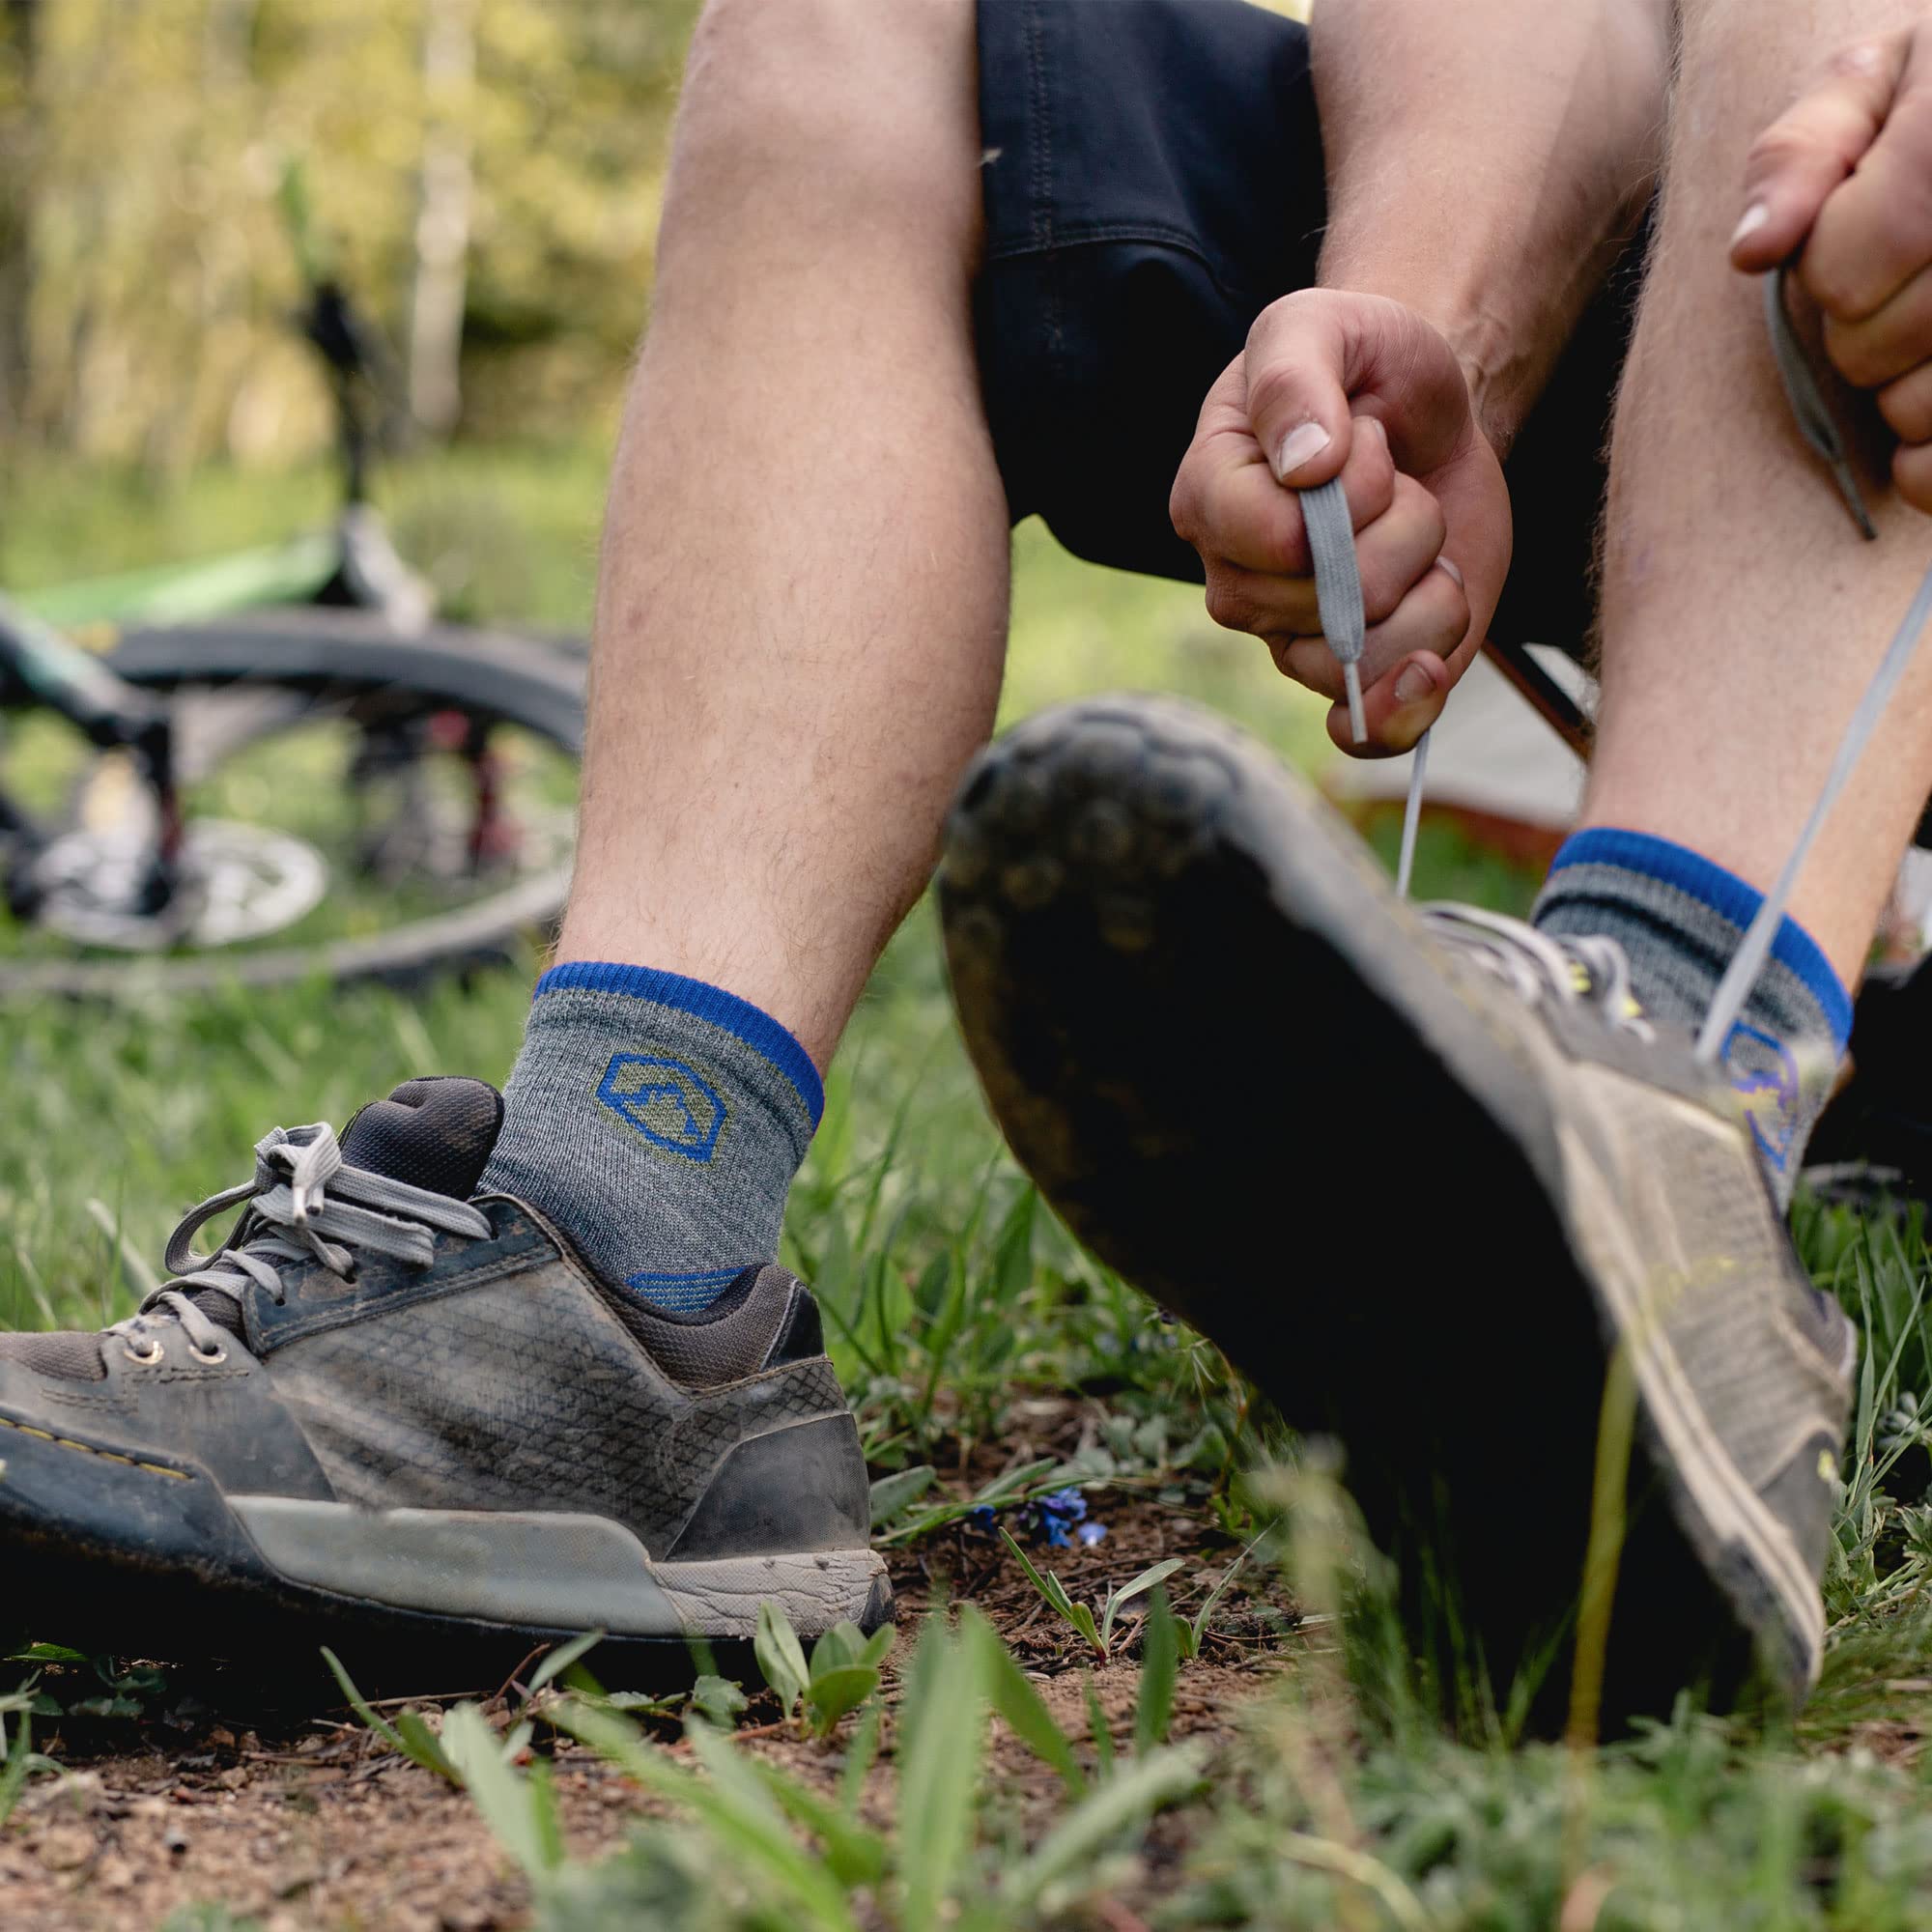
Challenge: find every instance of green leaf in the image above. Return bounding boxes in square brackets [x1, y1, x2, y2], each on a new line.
[0, 1704, 35, 1830]
[393, 1711, 463, 1786]
[990, 1184, 1038, 1305]
[690, 1675, 750, 1727]
[838, 1702, 883, 1817]
[600, 1689, 685, 1717]
[558, 1699, 859, 1931]
[321, 1648, 459, 1786]
[1187, 1541, 1255, 1657]
[1134, 1588, 1179, 1755]
[810, 1621, 866, 1678]
[4, 1643, 86, 1666]
[1067, 1602, 1103, 1654]
[867, 1464, 937, 1528]
[961, 1606, 1085, 1798]
[442, 1703, 565, 1882]
[805, 1665, 880, 1737]
[528, 1630, 605, 1694]
[1084, 1672, 1114, 1776]
[1011, 1745, 1207, 1907]
[754, 1600, 810, 1719]
[1000, 1526, 1085, 1637]
[751, 1755, 889, 1889]
[1101, 1557, 1188, 1649]
[686, 1719, 863, 1929]
[877, 1457, 1066, 1548]
[895, 1621, 988, 1932]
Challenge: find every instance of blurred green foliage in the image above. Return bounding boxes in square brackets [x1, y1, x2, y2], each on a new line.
[0, 0, 700, 470]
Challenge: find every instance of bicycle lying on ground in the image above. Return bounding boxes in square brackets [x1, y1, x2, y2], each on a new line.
[0, 221, 587, 998]
[0, 593, 582, 997]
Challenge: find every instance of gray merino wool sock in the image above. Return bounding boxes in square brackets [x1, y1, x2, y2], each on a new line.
[478, 962, 822, 1311]
[1532, 829, 1852, 1209]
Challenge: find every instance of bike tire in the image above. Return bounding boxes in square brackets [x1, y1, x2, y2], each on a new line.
[0, 609, 585, 1001]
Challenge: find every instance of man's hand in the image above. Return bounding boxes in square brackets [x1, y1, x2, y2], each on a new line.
[1170, 290, 1511, 756]
[1732, 24, 1932, 509]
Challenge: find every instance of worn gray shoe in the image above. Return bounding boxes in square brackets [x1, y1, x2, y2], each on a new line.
[0, 1078, 890, 1676]
[940, 695, 1854, 1719]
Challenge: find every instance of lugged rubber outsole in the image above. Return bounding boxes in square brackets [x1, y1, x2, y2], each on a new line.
[939, 695, 1768, 1726]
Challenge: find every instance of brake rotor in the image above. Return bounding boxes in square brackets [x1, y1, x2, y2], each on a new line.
[32, 819, 329, 951]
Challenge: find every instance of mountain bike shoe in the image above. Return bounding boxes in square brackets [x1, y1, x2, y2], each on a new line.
[0, 1077, 891, 1684]
[939, 696, 1855, 1724]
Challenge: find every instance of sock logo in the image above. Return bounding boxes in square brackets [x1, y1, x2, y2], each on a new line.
[1721, 1022, 1799, 1169]
[597, 1053, 728, 1162]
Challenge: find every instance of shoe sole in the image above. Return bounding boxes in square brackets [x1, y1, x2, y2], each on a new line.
[939, 696, 1813, 1719]
[0, 1408, 892, 1684]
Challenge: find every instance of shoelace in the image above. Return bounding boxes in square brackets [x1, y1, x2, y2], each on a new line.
[1300, 261, 1932, 1059]
[107, 1123, 492, 1363]
[1418, 901, 1654, 1041]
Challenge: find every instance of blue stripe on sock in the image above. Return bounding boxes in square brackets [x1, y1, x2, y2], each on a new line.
[623, 1263, 745, 1313]
[1547, 828, 1853, 1049]
[534, 961, 824, 1125]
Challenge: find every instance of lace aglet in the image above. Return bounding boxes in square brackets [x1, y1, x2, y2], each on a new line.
[1343, 662, 1367, 747]
[1830, 458, 1878, 541]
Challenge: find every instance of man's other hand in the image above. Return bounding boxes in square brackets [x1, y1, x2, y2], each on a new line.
[1169, 289, 1511, 756]
[1733, 23, 1932, 510]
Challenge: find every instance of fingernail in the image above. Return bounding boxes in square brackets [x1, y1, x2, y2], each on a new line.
[1435, 555, 1463, 588]
[1273, 420, 1331, 480]
[1730, 203, 1770, 249]
[1394, 663, 1436, 706]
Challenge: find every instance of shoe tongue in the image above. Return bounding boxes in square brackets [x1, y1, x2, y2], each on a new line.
[176, 1080, 501, 1347]
[337, 1076, 505, 1201]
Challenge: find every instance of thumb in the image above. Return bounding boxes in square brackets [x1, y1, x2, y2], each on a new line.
[1731, 37, 1905, 270]
[1243, 293, 1356, 489]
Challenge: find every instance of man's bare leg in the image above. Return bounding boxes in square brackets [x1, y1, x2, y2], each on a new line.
[557, 0, 1008, 1069]
[479, 0, 1006, 1297]
[1581, 0, 1932, 987]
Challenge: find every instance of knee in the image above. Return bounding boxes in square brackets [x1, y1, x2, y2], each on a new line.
[668, 0, 980, 225]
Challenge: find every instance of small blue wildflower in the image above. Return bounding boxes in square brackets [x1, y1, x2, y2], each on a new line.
[967, 1505, 997, 1533]
[1076, 1520, 1107, 1548]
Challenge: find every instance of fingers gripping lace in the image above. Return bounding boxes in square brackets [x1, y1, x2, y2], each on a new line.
[1420, 902, 1655, 1042]
[108, 1124, 492, 1359]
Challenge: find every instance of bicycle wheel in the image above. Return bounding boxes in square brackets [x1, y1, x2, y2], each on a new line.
[0, 608, 584, 998]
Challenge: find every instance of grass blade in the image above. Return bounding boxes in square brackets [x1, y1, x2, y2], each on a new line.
[895, 1620, 988, 1932]
[441, 1703, 564, 1882]
[1013, 1745, 1206, 1906]
[963, 1606, 1086, 1799]
[1135, 1587, 1179, 1754]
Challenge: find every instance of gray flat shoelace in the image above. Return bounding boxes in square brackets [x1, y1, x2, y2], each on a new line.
[108, 1123, 492, 1362]
[1299, 472, 1434, 898]
[1421, 901, 1654, 1041]
[1300, 265, 1932, 1065]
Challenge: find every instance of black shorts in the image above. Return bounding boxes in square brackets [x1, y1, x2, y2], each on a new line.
[973, 0, 1643, 658]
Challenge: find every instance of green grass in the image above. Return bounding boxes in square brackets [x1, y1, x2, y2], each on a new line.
[9, 447, 1932, 1927]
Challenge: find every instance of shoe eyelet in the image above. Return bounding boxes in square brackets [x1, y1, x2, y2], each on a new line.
[123, 1338, 163, 1366]
[190, 1343, 227, 1366]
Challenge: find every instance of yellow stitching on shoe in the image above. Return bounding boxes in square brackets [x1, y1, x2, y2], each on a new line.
[0, 1412, 189, 1480]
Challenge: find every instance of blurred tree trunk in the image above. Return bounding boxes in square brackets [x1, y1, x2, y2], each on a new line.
[407, 0, 474, 438]
[0, 0, 39, 448]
